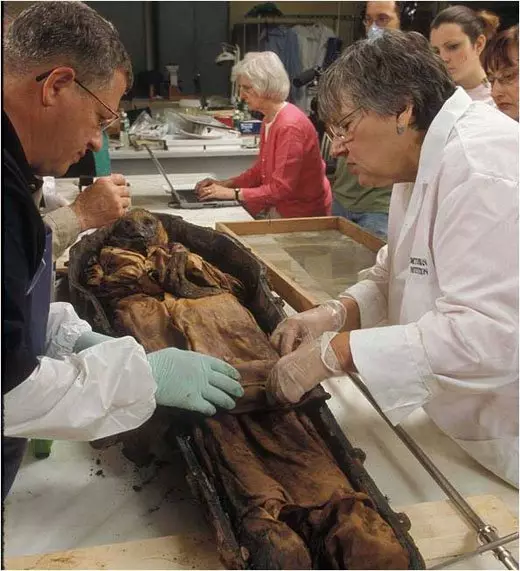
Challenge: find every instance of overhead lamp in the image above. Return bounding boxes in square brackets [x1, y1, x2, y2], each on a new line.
[215, 43, 241, 104]
[215, 43, 240, 65]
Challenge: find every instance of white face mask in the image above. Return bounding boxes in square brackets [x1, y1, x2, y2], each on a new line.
[367, 24, 385, 40]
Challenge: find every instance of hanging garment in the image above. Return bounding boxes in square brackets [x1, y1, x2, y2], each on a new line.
[293, 23, 336, 71]
[292, 24, 336, 111]
[260, 25, 302, 102]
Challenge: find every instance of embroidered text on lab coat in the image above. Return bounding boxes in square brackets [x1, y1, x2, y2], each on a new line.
[409, 257, 429, 275]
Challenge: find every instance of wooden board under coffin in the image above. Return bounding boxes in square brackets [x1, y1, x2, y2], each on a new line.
[6, 494, 517, 570]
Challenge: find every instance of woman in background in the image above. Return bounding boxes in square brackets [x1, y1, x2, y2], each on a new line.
[430, 5, 499, 104]
[483, 25, 519, 121]
[195, 51, 331, 219]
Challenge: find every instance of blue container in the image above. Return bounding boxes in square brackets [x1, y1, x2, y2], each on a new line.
[239, 120, 262, 135]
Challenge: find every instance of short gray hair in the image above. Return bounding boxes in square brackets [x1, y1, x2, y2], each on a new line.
[232, 51, 290, 102]
[318, 30, 456, 131]
[3, 1, 133, 89]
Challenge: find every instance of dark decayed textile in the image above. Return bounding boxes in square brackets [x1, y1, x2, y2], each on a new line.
[84, 209, 409, 569]
[113, 292, 324, 416]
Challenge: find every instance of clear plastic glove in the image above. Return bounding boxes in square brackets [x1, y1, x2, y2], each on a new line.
[74, 331, 113, 352]
[147, 348, 244, 416]
[70, 174, 131, 231]
[267, 332, 343, 405]
[270, 300, 346, 356]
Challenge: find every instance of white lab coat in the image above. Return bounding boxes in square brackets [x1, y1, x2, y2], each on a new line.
[4, 302, 156, 441]
[343, 88, 519, 487]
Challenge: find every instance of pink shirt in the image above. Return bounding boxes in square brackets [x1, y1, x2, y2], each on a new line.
[465, 82, 495, 106]
[232, 103, 332, 218]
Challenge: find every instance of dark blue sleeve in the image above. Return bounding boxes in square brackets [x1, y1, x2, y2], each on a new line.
[2, 193, 39, 394]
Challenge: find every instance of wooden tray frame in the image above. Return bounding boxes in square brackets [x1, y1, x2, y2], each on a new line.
[216, 216, 385, 312]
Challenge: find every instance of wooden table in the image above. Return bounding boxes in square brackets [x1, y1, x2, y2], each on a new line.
[6, 495, 517, 569]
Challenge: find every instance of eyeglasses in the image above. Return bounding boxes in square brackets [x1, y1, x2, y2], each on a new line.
[363, 14, 392, 28]
[238, 83, 254, 94]
[488, 67, 519, 86]
[327, 107, 364, 142]
[36, 69, 120, 132]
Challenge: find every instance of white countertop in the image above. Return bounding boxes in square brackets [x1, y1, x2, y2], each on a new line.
[110, 138, 259, 160]
[4, 180, 518, 568]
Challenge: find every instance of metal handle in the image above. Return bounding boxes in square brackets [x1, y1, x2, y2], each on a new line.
[429, 531, 519, 570]
[349, 372, 519, 570]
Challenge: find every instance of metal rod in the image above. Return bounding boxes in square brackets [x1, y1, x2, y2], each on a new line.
[349, 372, 519, 570]
[429, 532, 519, 570]
[143, 2, 155, 71]
[242, 13, 359, 22]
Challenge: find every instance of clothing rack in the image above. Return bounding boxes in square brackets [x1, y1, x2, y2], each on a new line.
[235, 13, 362, 54]
[239, 13, 358, 25]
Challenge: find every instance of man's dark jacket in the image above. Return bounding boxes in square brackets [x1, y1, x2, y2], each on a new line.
[2, 111, 45, 395]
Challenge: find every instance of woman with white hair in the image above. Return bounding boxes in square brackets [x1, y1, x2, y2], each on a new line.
[195, 51, 331, 218]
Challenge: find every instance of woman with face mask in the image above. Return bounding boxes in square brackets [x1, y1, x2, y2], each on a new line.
[483, 25, 519, 121]
[430, 6, 500, 104]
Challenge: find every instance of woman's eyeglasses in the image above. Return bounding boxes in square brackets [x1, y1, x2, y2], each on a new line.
[488, 67, 519, 86]
[327, 107, 363, 142]
[36, 69, 120, 132]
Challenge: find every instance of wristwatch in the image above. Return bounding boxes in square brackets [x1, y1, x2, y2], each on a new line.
[234, 188, 240, 201]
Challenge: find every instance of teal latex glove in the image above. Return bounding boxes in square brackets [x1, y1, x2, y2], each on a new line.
[147, 348, 244, 416]
[74, 330, 113, 352]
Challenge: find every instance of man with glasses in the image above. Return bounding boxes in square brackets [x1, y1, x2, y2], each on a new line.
[35, 69, 131, 261]
[363, 1, 402, 39]
[2, 2, 131, 263]
[329, 1, 404, 239]
[3, 2, 243, 500]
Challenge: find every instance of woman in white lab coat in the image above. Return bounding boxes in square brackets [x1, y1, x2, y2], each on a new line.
[267, 30, 519, 487]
